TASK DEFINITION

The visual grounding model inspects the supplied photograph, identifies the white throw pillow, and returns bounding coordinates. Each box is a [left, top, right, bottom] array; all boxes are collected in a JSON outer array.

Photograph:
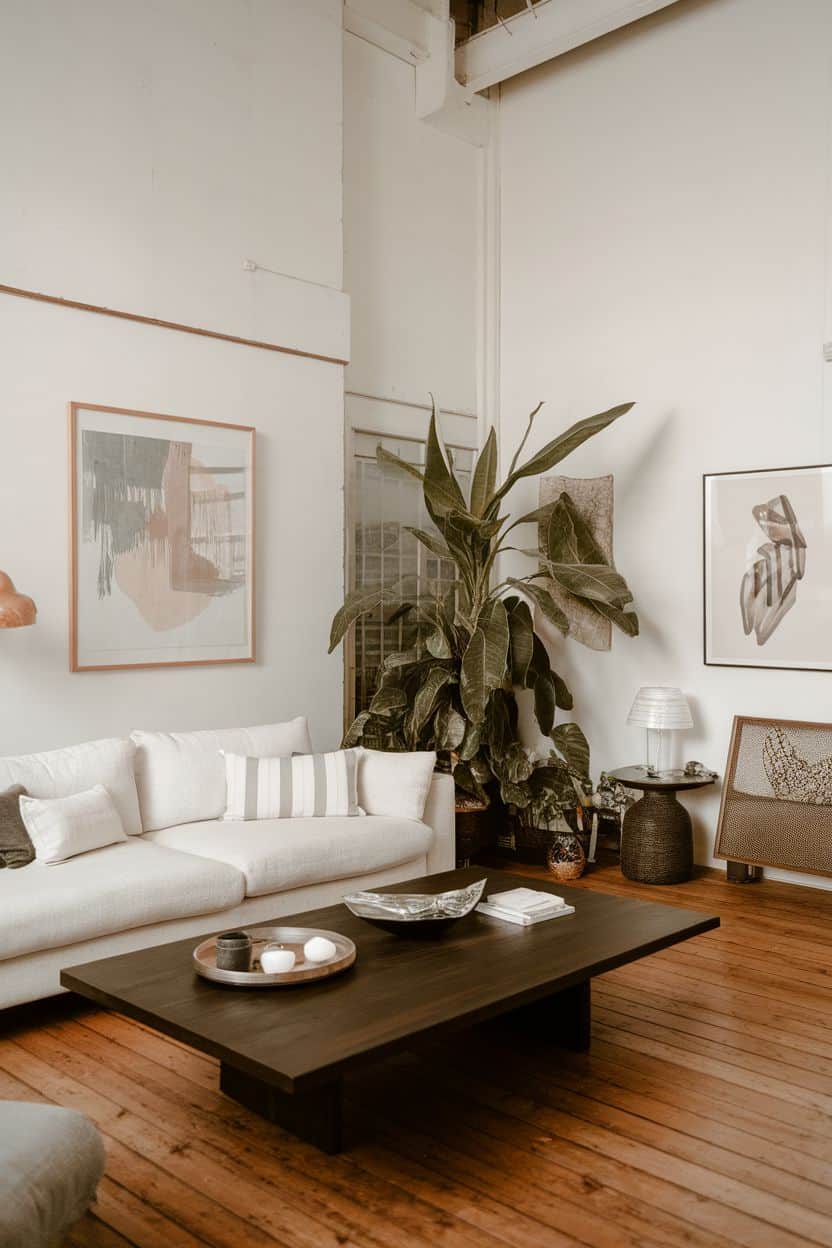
[[131, 718, 313, 831], [357, 749, 437, 822], [223, 749, 361, 820], [19, 785, 127, 865], [0, 738, 142, 836]]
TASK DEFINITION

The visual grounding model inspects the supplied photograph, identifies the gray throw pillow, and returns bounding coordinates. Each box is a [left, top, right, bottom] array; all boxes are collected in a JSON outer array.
[[0, 785, 35, 869]]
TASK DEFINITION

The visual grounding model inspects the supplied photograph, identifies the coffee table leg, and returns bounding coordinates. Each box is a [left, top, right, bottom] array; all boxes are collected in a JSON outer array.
[[548, 979, 591, 1051], [220, 1063, 343, 1153], [502, 980, 591, 1051]]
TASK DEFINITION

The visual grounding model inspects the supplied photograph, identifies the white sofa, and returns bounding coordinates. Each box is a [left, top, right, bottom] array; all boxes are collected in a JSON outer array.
[[0, 719, 456, 1010]]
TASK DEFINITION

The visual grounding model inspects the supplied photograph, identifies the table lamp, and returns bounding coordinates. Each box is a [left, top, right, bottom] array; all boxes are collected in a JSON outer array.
[[0, 571, 37, 630], [626, 686, 692, 774]]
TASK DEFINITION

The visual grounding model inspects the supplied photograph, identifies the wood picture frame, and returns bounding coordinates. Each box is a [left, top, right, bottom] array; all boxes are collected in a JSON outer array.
[[714, 714, 832, 878], [69, 402, 255, 672]]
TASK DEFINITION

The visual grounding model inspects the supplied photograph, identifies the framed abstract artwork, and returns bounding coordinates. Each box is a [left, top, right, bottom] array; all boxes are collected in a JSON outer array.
[[704, 464, 831, 671], [714, 715, 832, 878], [69, 403, 255, 671]]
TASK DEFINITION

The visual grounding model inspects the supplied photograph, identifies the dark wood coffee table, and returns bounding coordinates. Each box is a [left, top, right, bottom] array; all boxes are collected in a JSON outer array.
[[61, 867, 718, 1152]]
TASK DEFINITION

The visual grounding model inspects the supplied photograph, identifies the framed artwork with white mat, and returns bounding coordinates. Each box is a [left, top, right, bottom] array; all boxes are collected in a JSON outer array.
[[69, 402, 255, 671], [704, 464, 832, 671]]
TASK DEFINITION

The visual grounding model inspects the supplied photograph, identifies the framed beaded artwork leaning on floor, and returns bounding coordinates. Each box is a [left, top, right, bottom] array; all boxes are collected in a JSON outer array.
[[714, 715, 832, 879]]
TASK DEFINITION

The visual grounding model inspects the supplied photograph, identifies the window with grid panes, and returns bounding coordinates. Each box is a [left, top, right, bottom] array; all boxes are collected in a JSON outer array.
[[347, 432, 474, 727]]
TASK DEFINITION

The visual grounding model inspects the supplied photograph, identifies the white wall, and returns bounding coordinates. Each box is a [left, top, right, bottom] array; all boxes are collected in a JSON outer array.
[[343, 30, 481, 428], [0, 0, 347, 755], [0, 0, 346, 348], [497, 0, 832, 883]]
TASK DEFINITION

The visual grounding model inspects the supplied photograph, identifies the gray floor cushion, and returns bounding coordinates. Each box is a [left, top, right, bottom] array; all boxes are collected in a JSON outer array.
[[0, 1101, 105, 1247]]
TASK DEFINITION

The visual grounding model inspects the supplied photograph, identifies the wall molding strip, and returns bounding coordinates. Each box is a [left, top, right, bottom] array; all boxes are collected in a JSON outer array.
[[346, 388, 477, 420], [0, 282, 349, 367]]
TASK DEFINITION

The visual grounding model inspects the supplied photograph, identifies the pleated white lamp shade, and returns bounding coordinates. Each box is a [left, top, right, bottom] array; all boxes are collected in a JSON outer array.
[[626, 686, 693, 731]]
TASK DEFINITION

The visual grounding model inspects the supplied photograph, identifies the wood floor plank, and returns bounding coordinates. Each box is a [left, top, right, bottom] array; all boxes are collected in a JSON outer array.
[[66, 1211, 137, 1248], [1, 857, 830, 1248]]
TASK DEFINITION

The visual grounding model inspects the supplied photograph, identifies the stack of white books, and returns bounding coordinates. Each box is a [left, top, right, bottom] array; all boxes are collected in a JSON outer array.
[[476, 886, 575, 926]]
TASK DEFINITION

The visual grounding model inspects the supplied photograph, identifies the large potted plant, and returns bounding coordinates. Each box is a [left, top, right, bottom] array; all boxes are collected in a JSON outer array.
[[329, 401, 638, 857]]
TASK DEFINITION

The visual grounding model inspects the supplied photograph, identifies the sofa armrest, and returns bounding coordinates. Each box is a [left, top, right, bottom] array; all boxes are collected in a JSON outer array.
[[422, 771, 456, 873]]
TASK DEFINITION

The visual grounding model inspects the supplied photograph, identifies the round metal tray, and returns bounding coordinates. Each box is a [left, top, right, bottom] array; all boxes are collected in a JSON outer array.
[[193, 925, 356, 988]]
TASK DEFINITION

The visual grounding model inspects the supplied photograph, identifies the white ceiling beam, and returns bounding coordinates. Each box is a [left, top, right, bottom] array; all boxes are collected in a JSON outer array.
[[344, 0, 432, 64], [455, 0, 683, 94]]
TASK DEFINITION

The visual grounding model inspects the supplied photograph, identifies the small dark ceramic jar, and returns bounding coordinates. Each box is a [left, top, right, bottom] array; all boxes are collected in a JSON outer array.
[[215, 930, 252, 972]]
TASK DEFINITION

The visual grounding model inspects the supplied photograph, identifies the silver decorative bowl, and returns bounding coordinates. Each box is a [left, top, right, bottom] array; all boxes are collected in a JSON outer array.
[[343, 878, 486, 938]]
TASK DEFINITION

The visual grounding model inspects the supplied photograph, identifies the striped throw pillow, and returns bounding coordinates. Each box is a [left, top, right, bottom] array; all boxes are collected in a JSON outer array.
[[223, 750, 362, 821]]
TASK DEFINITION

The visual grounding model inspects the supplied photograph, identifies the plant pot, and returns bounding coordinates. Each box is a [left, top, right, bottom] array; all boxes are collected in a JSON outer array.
[[455, 798, 491, 867], [511, 818, 555, 865], [547, 831, 586, 882]]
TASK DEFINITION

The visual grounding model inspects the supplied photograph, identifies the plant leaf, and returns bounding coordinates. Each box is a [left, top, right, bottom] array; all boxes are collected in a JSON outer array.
[[488, 402, 633, 510], [553, 671, 573, 710], [411, 665, 454, 737], [551, 723, 590, 778], [376, 445, 424, 484], [540, 492, 639, 636], [505, 597, 534, 686], [385, 602, 416, 627], [447, 509, 505, 539], [545, 561, 633, 608], [383, 648, 420, 669], [403, 526, 452, 562], [469, 427, 498, 517], [329, 581, 403, 652], [426, 628, 452, 659], [591, 600, 640, 637], [424, 398, 468, 517], [368, 686, 408, 718], [526, 633, 566, 729], [533, 672, 556, 737], [453, 760, 488, 804], [342, 711, 371, 748], [460, 598, 509, 725], [506, 401, 544, 480], [434, 702, 466, 751], [458, 719, 481, 762], [544, 492, 604, 565], [506, 578, 569, 635]]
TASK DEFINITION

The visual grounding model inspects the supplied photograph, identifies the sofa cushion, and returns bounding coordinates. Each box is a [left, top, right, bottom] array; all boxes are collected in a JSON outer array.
[[131, 717, 313, 831], [145, 814, 433, 897], [0, 737, 142, 835], [223, 748, 361, 820], [20, 784, 127, 865], [357, 749, 437, 822], [0, 839, 245, 962]]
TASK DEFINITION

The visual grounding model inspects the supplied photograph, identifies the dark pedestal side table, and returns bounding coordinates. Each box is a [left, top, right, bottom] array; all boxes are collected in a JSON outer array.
[[610, 767, 716, 885]]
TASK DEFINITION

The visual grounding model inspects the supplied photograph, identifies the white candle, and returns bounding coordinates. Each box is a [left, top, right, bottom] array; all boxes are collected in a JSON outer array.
[[304, 936, 336, 964], [260, 946, 296, 974]]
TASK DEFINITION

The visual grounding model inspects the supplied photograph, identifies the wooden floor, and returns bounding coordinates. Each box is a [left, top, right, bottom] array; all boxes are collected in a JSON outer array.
[[3, 859, 832, 1248]]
